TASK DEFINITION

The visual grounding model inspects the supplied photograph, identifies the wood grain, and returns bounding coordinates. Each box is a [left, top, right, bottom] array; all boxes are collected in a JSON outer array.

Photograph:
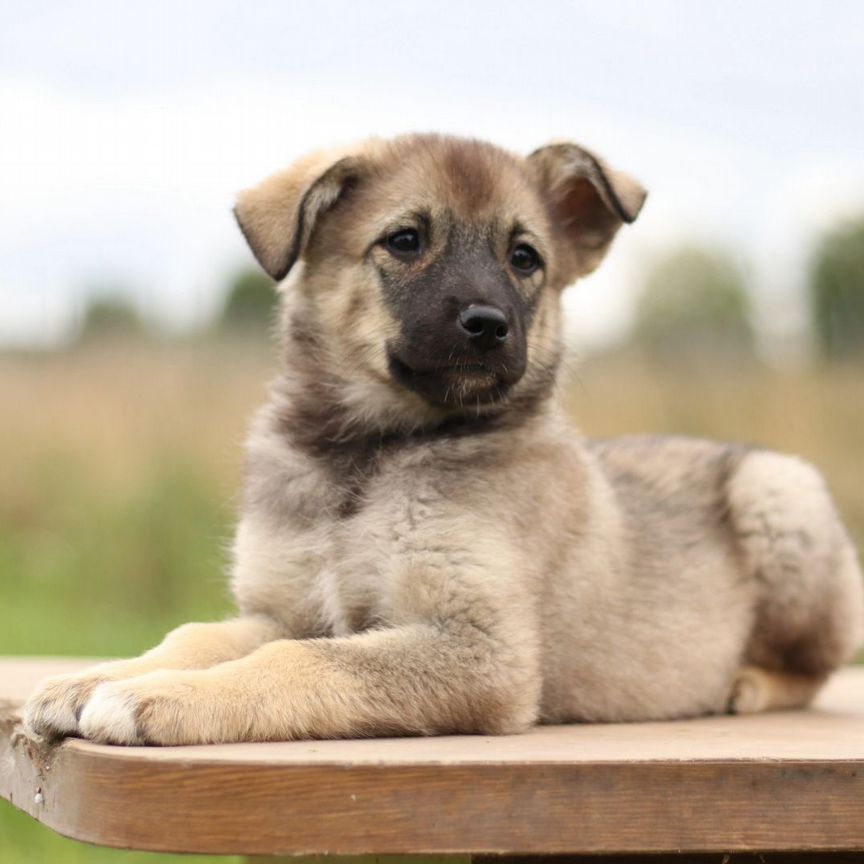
[[2, 658, 864, 856]]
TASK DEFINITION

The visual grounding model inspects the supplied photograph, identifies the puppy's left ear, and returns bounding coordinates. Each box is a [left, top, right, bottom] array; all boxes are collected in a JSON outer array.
[[528, 142, 647, 283], [234, 150, 362, 281]]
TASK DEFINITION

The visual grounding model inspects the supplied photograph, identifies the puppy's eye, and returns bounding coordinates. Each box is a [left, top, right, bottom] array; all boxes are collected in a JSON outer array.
[[510, 244, 541, 275], [385, 229, 421, 256]]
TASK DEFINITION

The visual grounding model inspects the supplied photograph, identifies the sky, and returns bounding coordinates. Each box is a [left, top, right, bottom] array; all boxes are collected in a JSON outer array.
[[2, 0, 863, 349]]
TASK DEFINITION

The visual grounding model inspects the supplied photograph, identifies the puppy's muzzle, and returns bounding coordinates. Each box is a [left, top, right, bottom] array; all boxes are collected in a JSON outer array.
[[386, 285, 527, 410]]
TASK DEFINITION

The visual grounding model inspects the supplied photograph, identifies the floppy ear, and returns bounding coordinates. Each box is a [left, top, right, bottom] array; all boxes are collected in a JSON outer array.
[[527, 142, 647, 283], [234, 150, 361, 281]]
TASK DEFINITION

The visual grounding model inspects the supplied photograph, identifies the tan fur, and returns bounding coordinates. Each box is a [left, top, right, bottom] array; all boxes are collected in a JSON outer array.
[[25, 133, 863, 745]]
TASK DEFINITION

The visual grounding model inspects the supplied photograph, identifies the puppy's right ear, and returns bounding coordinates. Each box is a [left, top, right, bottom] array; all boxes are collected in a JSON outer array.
[[234, 150, 361, 281]]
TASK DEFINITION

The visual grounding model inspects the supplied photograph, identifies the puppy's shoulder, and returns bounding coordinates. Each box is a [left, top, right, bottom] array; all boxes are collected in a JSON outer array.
[[242, 397, 341, 525]]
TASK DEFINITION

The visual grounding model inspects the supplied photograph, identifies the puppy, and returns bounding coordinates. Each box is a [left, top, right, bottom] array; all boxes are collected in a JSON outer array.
[[25, 133, 863, 745]]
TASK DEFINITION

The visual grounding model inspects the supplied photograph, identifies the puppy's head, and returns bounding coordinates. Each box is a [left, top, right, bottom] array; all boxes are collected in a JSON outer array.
[[235, 134, 645, 428]]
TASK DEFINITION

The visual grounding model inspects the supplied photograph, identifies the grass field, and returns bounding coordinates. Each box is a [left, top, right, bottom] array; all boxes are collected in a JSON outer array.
[[1, 338, 861, 861]]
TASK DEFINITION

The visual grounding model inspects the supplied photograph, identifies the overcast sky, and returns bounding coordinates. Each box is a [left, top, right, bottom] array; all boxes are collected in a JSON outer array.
[[2, 0, 863, 347]]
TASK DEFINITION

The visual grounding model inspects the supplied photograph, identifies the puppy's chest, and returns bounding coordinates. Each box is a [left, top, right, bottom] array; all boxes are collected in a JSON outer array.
[[288, 456, 447, 634]]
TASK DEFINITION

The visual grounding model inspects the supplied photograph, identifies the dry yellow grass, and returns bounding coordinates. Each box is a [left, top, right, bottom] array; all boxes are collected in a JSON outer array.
[[1, 339, 270, 496], [2, 338, 861, 548]]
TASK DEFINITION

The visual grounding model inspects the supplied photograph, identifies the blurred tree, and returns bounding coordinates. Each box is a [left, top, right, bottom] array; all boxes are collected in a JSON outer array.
[[632, 246, 755, 361], [218, 267, 276, 331], [78, 292, 147, 342], [809, 217, 864, 360]]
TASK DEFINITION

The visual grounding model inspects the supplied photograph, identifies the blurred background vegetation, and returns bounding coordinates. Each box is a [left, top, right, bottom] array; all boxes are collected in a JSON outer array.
[[632, 246, 755, 363], [1, 221, 863, 861]]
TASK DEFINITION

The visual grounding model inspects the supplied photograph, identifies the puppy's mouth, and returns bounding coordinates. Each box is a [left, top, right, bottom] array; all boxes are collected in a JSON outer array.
[[387, 354, 511, 408]]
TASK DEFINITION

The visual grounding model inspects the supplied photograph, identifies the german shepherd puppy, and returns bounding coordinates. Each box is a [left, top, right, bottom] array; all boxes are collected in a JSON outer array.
[[25, 134, 863, 745]]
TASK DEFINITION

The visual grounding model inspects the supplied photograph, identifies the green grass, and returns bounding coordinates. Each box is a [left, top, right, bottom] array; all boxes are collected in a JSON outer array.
[[0, 339, 861, 860], [0, 805, 243, 864], [0, 456, 234, 656]]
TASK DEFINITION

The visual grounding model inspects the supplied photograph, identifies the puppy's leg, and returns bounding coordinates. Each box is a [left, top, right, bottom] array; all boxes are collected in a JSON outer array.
[[78, 623, 540, 745], [24, 615, 281, 739], [727, 452, 864, 701], [729, 665, 828, 714]]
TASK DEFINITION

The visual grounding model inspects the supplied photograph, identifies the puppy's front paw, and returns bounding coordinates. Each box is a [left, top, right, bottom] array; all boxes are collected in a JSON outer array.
[[78, 673, 210, 746], [24, 671, 111, 740], [78, 682, 145, 744]]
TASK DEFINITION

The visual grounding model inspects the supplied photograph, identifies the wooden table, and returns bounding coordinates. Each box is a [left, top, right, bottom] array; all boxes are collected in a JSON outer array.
[[2, 658, 864, 861]]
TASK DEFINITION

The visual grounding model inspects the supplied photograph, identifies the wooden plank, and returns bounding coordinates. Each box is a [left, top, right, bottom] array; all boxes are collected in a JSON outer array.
[[254, 858, 864, 864], [472, 858, 864, 864], [2, 658, 864, 856]]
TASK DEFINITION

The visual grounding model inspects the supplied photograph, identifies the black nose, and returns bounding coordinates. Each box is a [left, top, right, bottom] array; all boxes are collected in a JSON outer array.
[[457, 305, 509, 351]]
